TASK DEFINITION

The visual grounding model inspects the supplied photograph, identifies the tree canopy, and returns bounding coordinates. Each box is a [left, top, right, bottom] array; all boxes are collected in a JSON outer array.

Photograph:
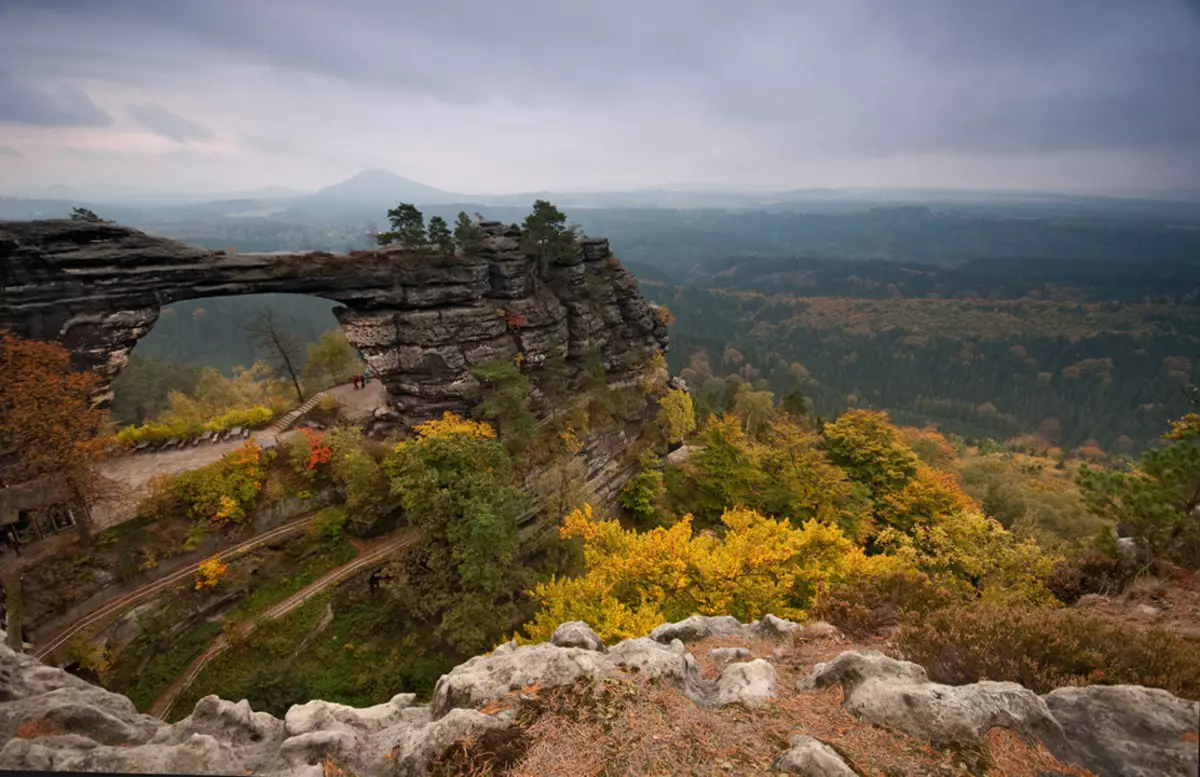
[[0, 330, 106, 485]]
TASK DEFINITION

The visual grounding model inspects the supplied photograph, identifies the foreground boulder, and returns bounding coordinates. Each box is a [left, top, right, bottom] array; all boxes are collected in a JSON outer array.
[[800, 651, 1069, 749], [772, 734, 857, 776], [1043, 685, 1200, 777]]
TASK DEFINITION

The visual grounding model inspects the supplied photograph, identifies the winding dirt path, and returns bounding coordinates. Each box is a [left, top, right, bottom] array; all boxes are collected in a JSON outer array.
[[149, 530, 416, 720], [32, 514, 319, 661]]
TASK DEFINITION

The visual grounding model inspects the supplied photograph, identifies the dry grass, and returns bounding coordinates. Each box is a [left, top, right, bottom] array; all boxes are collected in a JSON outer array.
[[431, 632, 1096, 776]]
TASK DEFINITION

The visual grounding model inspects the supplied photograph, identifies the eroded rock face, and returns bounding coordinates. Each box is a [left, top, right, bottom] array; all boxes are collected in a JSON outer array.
[[1042, 685, 1200, 777], [772, 734, 857, 776], [649, 613, 826, 644], [0, 219, 668, 423], [800, 651, 1069, 750]]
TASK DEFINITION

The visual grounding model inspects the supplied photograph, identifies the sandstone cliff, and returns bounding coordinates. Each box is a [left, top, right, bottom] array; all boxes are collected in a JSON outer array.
[[1, 615, 1195, 776], [0, 219, 668, 420]]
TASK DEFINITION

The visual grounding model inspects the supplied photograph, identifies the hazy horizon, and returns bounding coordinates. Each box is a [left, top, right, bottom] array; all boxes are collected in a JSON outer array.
[[2, 1, 1198, 195]]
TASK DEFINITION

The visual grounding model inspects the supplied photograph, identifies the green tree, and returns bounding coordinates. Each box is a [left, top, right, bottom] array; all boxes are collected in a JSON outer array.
[[470, 359, 536, 439], [453, 212, 484, 258], [325, 427, 391, 535], [70, 207, 105, 222], [301, 329, 361, 391], [427, 216, 454, 259], [781, 388, 810, 421], [110, 356, 203, 425], [732, 383, 776, 438], [376, 203, 426, 249], [822, 409, 920, 497], [618, 452, 667, 528], [521, 199, 577, 276], [1079, 416, 1200, 567], [382, 425, 526, 652]]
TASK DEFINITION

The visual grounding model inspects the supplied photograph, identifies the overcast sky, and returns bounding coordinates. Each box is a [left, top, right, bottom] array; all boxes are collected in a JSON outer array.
[[1, 0, 1198, 195]]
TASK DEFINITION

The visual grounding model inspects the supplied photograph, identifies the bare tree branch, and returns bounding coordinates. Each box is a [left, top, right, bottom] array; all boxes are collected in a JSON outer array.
[[245, 308, 306, 403]]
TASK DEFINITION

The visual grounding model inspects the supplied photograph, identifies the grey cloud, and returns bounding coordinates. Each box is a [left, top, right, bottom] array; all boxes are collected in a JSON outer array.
[[1, 0, 1198, 189], [14, 0, 1196, 156], [127, 102, 212, 142], [0, 145, 22, 157], [0, 70, 111, 126]]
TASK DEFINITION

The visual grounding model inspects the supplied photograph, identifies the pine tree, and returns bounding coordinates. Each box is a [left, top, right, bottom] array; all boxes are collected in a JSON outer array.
[[376, 203, 426, 249], [453, 212, 484, 258], [427, 215, 454, 259], [521, 199, 577, 275]]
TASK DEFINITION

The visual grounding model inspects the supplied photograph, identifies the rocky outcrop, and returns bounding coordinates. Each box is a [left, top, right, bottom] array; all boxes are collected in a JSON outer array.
[[772, 734, 857, 776], [2, 617, 1195, 776], [800, 649, 1200, 777], [800, 650, 1069, 750], [649, 612, 812, 643], [0, 219, 668, 419], [1043, 685, 1200, 777]]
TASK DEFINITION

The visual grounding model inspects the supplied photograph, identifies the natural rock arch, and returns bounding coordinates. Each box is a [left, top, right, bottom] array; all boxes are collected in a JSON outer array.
[[0, 219, 669, 424]]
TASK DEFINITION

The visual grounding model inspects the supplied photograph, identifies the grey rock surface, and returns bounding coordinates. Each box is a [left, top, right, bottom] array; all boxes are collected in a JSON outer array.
[[550, 621, 607, 652], [0, 645, 160, 746], [801, 651, 1068, 749], [649, 614, 747, 643], [1043, 684, 1200, 777], [772, 734, 857, 776], [707, 646, 751, 663], [708, 659, 778, 708]]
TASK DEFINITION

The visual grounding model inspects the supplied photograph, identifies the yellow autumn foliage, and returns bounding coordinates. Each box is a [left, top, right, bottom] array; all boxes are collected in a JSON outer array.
[[523, 504, 867, 644], [411, 411, 496, 441], [194, 555, 229, 590], [657, 388, 696, 444]]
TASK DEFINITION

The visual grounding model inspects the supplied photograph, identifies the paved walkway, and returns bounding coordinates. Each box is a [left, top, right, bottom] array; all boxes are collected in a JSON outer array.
[[88, 381, 388, 531], [150, 529, 415, 720]]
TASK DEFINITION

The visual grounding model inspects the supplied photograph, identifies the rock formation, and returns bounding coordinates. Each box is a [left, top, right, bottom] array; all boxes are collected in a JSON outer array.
[[0, 219, 669, 421], [2, 615, 1195, 776]]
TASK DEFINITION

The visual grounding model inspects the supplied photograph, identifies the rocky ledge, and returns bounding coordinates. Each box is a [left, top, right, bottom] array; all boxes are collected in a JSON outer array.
[[1, 614, 1196, 776], [0, 219, 668, 420]]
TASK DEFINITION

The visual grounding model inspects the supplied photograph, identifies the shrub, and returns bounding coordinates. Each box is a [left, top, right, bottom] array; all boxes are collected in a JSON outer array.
[[1044, 548, 1136, 604], [195, 555, 229, 590], [67, 636, 111, 675], [896, 603, 1200, 700], [115, 405, 274, 446], [202, 405, 274, 432], [618, 464, 667, 530], [147, 441, 267, 527], [812, 565, 962, 638], [311, 506, 348, 541]]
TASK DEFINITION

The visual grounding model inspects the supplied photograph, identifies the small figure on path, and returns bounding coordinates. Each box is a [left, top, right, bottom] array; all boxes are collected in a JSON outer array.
[[352, 374, 360, 390], [363, 367, 371, 385]]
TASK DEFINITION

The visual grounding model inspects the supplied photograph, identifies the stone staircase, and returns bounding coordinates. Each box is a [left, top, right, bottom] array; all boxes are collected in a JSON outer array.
[[264, 391, 328, 436]]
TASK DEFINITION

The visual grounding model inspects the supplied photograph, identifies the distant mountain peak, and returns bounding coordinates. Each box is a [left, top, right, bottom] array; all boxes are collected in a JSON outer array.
[[314, 169, 459, 204]]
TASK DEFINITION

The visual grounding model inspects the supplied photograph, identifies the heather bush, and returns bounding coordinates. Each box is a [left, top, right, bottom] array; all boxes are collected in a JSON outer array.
[[1044, 547, 1136, 604], [812, 565, 961, 638], [897, 603, 1200, 700]]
